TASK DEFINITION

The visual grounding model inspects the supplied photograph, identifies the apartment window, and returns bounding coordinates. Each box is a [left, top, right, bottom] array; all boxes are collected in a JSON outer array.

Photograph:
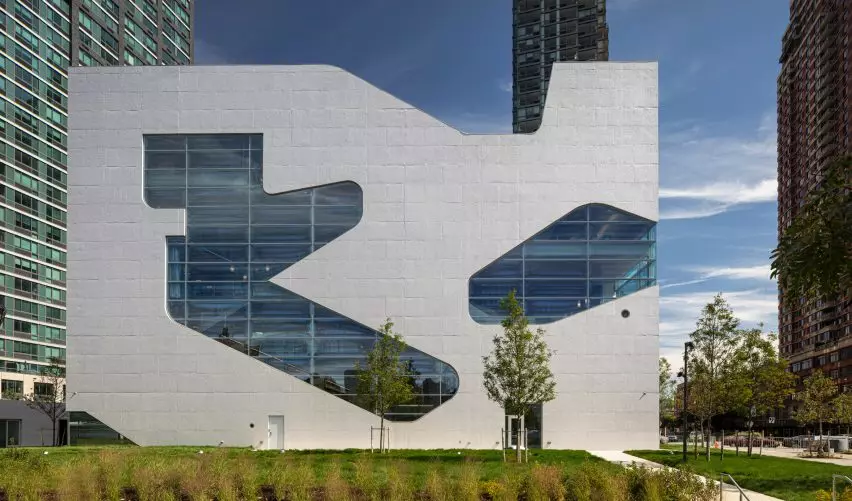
[[34, 382, 53, 398], [0, 419, 21, 447], [1, 379, 23, 397]]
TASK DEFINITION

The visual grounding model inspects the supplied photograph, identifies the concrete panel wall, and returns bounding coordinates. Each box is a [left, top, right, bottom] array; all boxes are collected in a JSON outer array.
[[67, 63, 659, 450]]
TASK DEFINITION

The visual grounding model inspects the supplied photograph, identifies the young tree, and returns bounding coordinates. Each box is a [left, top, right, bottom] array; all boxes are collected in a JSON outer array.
[[482, 290, 556, 462], [659, 357, 676, 436], [355, 319, 414, 453], [23, 357, 66, 446], [688, 294, 742, 460], [771, 156, 852, 303], [833, 392, 852, 436], [793, 370, 838, 456], [731, 328, 796, 455]]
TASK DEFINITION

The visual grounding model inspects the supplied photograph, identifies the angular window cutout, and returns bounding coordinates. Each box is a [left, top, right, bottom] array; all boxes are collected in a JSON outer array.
[[145, 134, 458, 421], [469, 204, 656, 324]]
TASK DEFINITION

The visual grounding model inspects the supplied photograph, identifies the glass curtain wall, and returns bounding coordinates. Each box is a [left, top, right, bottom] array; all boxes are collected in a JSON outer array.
[[144, 134, 458, 422], [470, 204, 656, 324]]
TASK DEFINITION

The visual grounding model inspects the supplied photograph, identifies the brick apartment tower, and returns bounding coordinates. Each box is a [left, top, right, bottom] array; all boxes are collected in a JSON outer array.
[[512, 0, 609, 133], [777, 0, 852, 386]]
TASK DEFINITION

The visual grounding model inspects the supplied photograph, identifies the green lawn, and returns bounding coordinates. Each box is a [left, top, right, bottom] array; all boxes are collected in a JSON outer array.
[[629, 447, 852, 501], [4, 446, 609, 480]]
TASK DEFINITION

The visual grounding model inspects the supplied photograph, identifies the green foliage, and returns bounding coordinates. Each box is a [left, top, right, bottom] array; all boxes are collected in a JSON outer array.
[[771, 155, 852, 303], [482, 290, 557, 419], [687, 294, 741, 458], [658, 358, 676, 428], [834, 392, 852, 434], [355, 319, 414, 452], [794, 369, 838, 442]]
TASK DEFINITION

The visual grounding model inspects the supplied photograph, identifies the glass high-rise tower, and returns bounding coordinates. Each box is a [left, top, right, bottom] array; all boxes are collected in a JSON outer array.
[[512, 0, 608, 133], [0, 0, 193, 399]]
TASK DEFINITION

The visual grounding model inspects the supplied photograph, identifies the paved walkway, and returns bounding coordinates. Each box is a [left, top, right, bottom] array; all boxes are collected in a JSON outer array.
[[589, 450, 783, 501], [760, 447, 852, 467]]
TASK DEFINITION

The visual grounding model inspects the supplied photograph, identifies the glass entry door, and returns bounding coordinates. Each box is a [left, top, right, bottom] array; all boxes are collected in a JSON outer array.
[[0, 420, 21, 447]]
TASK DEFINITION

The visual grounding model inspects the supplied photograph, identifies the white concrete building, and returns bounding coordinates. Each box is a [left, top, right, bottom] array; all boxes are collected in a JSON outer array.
[[66, 63, 659, 450]]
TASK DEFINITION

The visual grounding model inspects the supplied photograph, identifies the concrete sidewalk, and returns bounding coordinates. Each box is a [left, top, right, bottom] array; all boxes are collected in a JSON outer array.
[[589, 450, 783, 501], [760, 446, 852, 467]]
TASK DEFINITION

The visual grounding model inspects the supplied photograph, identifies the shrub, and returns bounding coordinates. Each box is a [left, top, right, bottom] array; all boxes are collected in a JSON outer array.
[[565, 462, 626, 501], [527, 464, 566, 501], [354, 457, 381, 501], [424, 468, 449, 501], [384, 463, 412, 501], [324, 462, 352, 501]]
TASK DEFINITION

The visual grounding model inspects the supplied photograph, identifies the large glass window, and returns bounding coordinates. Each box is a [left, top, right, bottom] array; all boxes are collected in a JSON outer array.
[[469, 204, 656, 324], [144, 134, 458, 421]]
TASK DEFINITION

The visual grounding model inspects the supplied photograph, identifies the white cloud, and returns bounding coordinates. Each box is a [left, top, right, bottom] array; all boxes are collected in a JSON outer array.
[[497, 79, 512, 93], [660, 278, 709, 290], [660, 114, 777, 220], [660, 179, 777, 205], [698, 264, 773, 281]]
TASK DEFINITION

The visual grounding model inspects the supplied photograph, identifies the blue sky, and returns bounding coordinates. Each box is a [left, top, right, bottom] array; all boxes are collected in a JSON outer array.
[[194, 0, 788, 364]]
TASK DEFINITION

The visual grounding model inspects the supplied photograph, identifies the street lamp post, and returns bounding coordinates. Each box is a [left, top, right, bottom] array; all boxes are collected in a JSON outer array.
[[678, 341, 694, 463]]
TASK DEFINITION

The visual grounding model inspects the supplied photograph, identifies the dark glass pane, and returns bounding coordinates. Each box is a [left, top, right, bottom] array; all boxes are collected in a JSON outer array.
[[249, 135, 263, 150], [315, 338, 376, 356], [525, 298, 584, 317], [187, 282, 247, 299], [314, 183, 362, 205], [251, 205, 311, 225], [469, 279, 522, 298], [188, 150, 249, 169], [588, 204, 639, 222], [187, 134, 250, 150], [314, 205, 362, 226], [251, 301, 311, 319], [469, 298, 505, 322], [187, 225, 249, 243], [474, 260, 523, 279], [188, 187, 248, 206], [588, 242, 654, 259], [524, 260, 587, 278], [251, 244, 312, 262], [145, 151, 186, 170], [250, 320, 310, 338], [188, 169, 250, 187], [314, 319, 374, 337], [167, 301, 185, 319], [167, 237, 186, 261], [534, 222, 587, 241], [250, 282, 301, 300], [589, 221, 655, 240], [524, 241, 587, 259], [187, 244, 249, 263], [524, 279, 588, 297], [146, 168, 186, 187], [589, 260, 645, 278], [187, 206, 249, 226], [186, 300, 248, 318], [250, 263, 289, 281], [145, 188, 185, 208], [314, 225, 354, 243], [252, 187, 312, 205], [186, 263, 248, 281], [558, 205, 587, 221], [251, 225, 311, 243], [145, 135, 185, 150]]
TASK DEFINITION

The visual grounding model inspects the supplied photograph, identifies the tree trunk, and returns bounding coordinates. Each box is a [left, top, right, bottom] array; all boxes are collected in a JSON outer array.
[[52, 415, 56, 447], [819, 419, 824, 457], [706, 422, 712, 461], [515, 425, 521, 463], [748, 422, 753, 457], [379, 415, 385, 453]]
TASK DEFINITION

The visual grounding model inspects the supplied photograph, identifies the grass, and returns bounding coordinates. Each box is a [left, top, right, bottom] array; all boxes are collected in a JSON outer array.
[[629, 446, 852, 501], [0, 446, 720, 500], [0, 447, 615, 501]]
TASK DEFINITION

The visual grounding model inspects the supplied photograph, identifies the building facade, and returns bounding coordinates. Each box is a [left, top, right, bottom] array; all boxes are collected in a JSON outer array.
[[0, 0, 193, 426], [67, 63, 658, 449], [778, 0, 852, 389], [512, 0, 608, 133]]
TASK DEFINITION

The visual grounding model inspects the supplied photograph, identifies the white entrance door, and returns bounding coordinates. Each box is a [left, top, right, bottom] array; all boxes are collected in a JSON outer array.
[[267, 416, 284, 450]]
